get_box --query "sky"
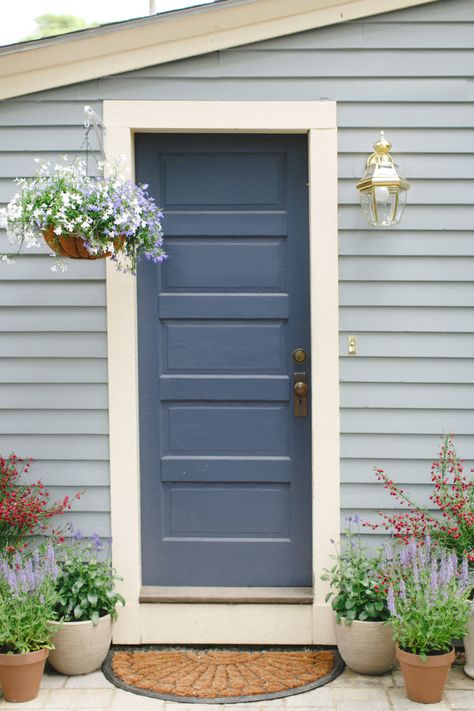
[0,0,215,46]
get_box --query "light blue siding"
[0,0,472,537]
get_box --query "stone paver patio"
[1,657,473,710]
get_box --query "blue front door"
[136,134,311,586]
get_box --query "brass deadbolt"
[292,348,307,363]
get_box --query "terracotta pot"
[396,645,455,704]
[48,614,112,675]
[463,601,474,678]
[0,648,48,702]
[333,615,395,675]
[43,226,125,260]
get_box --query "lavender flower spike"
[387,586,398,617]
[460,557,469,589]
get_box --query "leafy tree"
[24,14,98,41]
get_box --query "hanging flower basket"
[2,158,166,274]
[42,226,125,260]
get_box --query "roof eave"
[0,0,440,102]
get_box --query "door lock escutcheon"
[293,372,308,417]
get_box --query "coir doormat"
[103,646,343,704]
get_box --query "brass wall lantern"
[356,131,410,227]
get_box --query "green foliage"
[53,535,124,624]
[321,517,390,624]
[384,540,471,660]
[0,547,58,654]
[24,14,98,41]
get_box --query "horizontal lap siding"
[0,106,109,535]
[1,0,472,538]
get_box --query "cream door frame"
[104,100,340,644]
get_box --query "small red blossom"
[0,453,82,553]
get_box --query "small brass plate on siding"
[292,348,307,363]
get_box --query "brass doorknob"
[294,381,308,397]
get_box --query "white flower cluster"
[1,157,165,274]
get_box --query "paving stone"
[331,687,390,711]
[328,669,393,687]
[164,704,225,711]
[111,690,166,709]
[284,687,334,707]
[46,688,115,708]
[65,671,114,689]
[392,670,405,688]
[445,689,474,709]
[388,688,450,710]
[40,668,67,688]
[445,667,474,690]
[0,690,51,708]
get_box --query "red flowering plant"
[0,454,81,553]
[364,434,474,566]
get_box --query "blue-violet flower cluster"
[2,158,166,274]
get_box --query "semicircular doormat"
[103,646,343,704]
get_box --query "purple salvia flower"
[400,546,411,568]
[399,578,407,601]
[430,559,438,596]
[407,539,417,558]
[412,560,419,585]
[387,586,398,617]
[439,552,449,586]
[461,557,469,588]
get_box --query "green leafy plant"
[53,532,124,625]
[321,515,389,623]
[0,545,59,654]
[383,537,471,660]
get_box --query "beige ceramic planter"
[463,601,474,678]
[48,614,112,675]
[334,615,395,675]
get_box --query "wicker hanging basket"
[43,226,125,260]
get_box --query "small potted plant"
[2,158,166,274]
[49,531,124,675]
[321,515,394,675]
[0,545,59,702]
[384,537,471,704]
[365,434,474,677]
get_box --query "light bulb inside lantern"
[374,186,390,204]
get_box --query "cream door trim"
[104,100,340,644]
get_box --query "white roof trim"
[0,0,439,101]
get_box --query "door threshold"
[140,586,313,604]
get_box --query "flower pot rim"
[0,648,49,664]
[335,614,390,627]
[396,644,455,665]
[50,613,111,628]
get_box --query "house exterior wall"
[0,0,473,540]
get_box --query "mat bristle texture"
[111,649,336,699]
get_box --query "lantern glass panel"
[360,186,407,227]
